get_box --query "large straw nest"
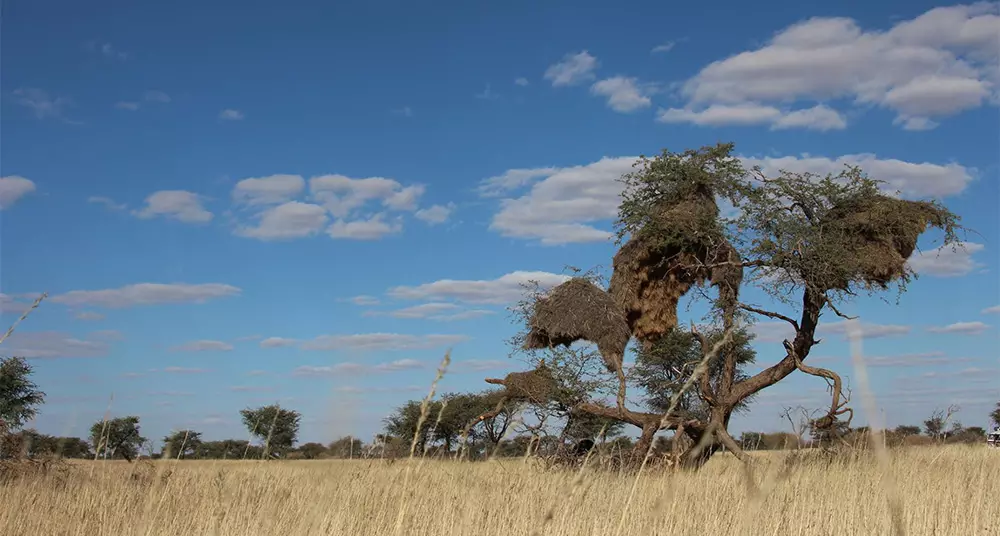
[609,185,742,346]
[814,195,952,290]
[523,277,630,374]
[485,362,560,405]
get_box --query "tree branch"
[738,304,800,331]
[824,299,858,320]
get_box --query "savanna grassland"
[2,445,997,536]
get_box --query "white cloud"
[926,321,990,335]
[309,174,424,217]
[115,101,140,111]
[12,88,74,121]
[232,175,306,206]
[3,331,111,359]
[751,320,911,342]
[863,351,961,367]
[388,270,570,305]
[651,42,676,53]
[414,203,455,225]
[230,385,274,392]
[259,337,298,348]
[982,305,1000,314]
[89,330,124,341]
[0,176,36,209]
[348,295,380,306]
[171,340,234,352]
[87,195,127,211]
[375,359,425,371]
[741,154,975,198]
[515,77,530,86]
[50,282,241,308]
[431,309,495,321]
[161,367,210,374]
[235,201,328,240]
[476,84,499,100]
[907,242,985,277]
[676,4,1000,129]
[73,311,106,321]
[143,90,171,103]
[590,77,654,113]
[92,41,128,60]
[327,213,401,240]
[384,302,460,319]
[0,293,36,315]
[133,190,213,223]
[657,103,847,131]
[544,51,599,87]
[391,106,414,117]
[300,333,469,351]
[452,359,509,372]
[482,151,975,244]
[292,363,368,377]
[219,109,244,120]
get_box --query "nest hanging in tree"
[484,361,560,405]
[812,195,955,290]
[523,277,631,374]
[609,184,743,347]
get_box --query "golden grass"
[2,446,997,536]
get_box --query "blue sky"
[1,0,997,446]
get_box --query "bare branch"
[738,303,800,331]
[824,299,858,320]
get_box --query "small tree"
[0,356,46,432]
[327,436,363,458]
[239,404,301,457]
[893,425,921,437]
[162,429,202,459]
[924,405,960,440]
[90,416,145,461]
[296,442,327,459]
[384,399,442,453]
[991,401,1000,428]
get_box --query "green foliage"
[0,429,90,459]
[0,356,46,431]
[89,416,146,461]
[630,326,757,418]
[562,410,625,442]
[384,399,440,453]
[893,425,921,437]
[196,439,261,459]
[327,436,363,458]
[992,401,1000,427]
[239,404,301,456]
[162,430,202,459]
[296,442,327,459]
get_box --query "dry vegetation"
[2,445,997,535]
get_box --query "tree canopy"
[90,416,146,461]
[0,355,46,432]
[240,404,301,457]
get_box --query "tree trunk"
[632,423,659,459]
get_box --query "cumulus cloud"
[133,190,213,223]
[480,151,975,244]
[171,340,234,352]
[907,242,986,277]
[2,331,112,359]
[751,320,911,342]
[50,282,241,308]
[657,103,847,131]
[544,51,599,87]
[926,321,990,335]
[414,203,455,225]
[87,195,127,211]
[219,109,244,120]
[299,333,468,351]
[232,175,306,206]
[0,176,37,209]
[675,4,1000,129]
[375,359,425,371]
[388,270,570,305]
[259,337,298,348]
[12,88,75,122]
[327,213,401,240]
[235,201,328,240]
[590,77,654,113]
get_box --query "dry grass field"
[2,445,997,536]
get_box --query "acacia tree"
[162,429,202,459]
[0,356,46,433]
[507,142,963,469]
[240,405,301,457]
[90,416,146,461]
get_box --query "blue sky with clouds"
[1,0,998,445]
